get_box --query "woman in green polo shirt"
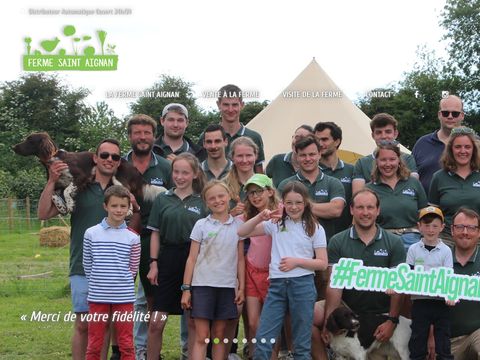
[366,141,428,249]
[429,127,480,246]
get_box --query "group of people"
[37,87,480,360]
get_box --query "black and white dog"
[326,306,411,360]
[13,132,163,215]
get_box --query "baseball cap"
[418,206,444,222]
[244,174,273,189]
[161,103,188,118]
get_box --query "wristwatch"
[148,257,158,264]
[180,284,191,291]
[386,316,399,324]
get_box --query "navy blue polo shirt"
[412,131,445,193]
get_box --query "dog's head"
[326,306,360,336]
[13,132,58,163]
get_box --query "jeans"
[133,282,148,355]
[401,232,421,251]
[254,274,316,360]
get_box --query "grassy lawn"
[0,230,183,359]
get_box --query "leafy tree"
[241,100,269,125]
[0,73,89,197]
[441,0,480,102]
[70,101,129,152]
[357,48,466,149]
[130,75,211,141]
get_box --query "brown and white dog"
[325,306,411,360]
[13,132,163,215]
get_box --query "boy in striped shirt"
[83,185,141,360]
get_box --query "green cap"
[244,174,273,189]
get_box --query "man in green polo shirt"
[315,121,353,234]
[277,135,345,241]
[201,124,232,181]
[154,103,205,162]
[450,208,480,359]
[198,84,265,173]
[125,114,172,360]
[352,113,418,195]
[266,124,313,187]
[311,189,406,359]
[38,139,127,360]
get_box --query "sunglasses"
[440,110,462,118]
[98,152,121,161]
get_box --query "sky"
[0,0,448,118]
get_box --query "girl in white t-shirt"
[238,180,328,359]
[181,180,245,360]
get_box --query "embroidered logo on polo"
[315,189,328,197]
[150,178,165,186]
[472,181,480,188]
[402,188,415,196]
[340,177,352,183]
[187,206,201,214]
[374,249,389,256]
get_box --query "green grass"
[0,231,183,359]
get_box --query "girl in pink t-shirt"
[242,174,281,357]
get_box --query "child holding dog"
[83,185,141,360]
[238,180,328,359]
[407,206,454,360]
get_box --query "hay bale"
[39,226,70,247]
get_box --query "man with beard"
[38,139,130,360]
[201,124,232,180]
[315,122,353,233]
[449,208,480,359]
[154,103,205,162]
[311,189,406,360]
[125,114,172,360]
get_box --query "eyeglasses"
[453,224,479,233]
[98,152,121,161]
[440,111,462,118]
[247,188,266,198]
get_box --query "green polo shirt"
[429,169,480,229]
[266,152,297,187]
[278,169,345,240]
[156,137,190,157]
[353,152,417,182]
[450,246,480,337]
[147,190,207,251]
[70,182,109,276]
[366,177,427,229]
[320,160,354,233]
[328,226,406,314]
[201,159,233,181]
[125,151,172,233]
[199,124,265,166]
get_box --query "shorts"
[70,275,89,313]
[152,244,190,314]
[191,286,238,320]
[245,258,269,302]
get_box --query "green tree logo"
[23,25,118,71]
